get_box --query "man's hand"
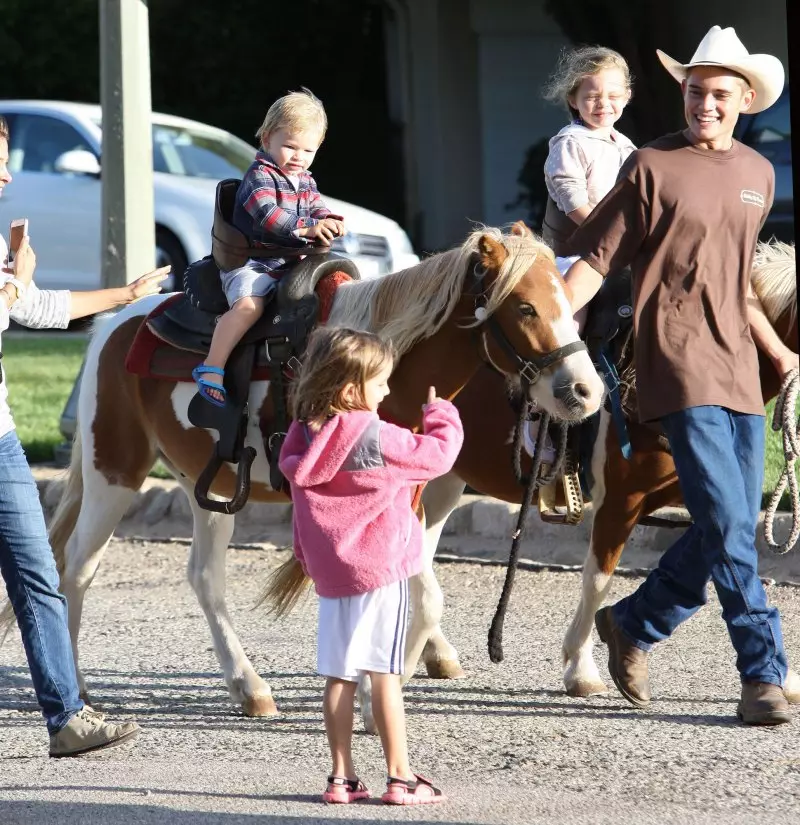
[772,347,800,380]
[124,266,171,303]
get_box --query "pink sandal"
[381,773,447,805]
[322,775,370,804]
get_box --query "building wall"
[388,0,789,251]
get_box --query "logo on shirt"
[740,189,765,208]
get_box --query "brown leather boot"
[594,606,651,707]
[737,682,792,726]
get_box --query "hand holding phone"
[8,218,28,264]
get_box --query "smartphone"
[8,218,28,264]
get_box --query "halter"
[468,260,588,664]
[468,263,588,391]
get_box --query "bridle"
[467,261,588,665]
[469,263,587,393]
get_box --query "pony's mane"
[328,225,555,355]
[751,239,796,328]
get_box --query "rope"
[763,368,800,555]
[488,400,568,663]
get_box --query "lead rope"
[763,368,800,555]
[488,399,568,663]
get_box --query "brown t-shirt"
[566,131,774,423]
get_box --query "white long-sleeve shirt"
[544,121,636,215]
[0,234,72,440]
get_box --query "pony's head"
[471,223,603,420]
[329,221,604,421]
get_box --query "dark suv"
[735,87,794,242]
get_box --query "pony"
[413,239,800,699]
[2,226,604,720]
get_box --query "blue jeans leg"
[614,406,787,686]
[0,431,84,733]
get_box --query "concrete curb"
[30,465,800,584]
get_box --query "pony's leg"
[60,467,143,704]
[562,501,642,697]
[415,472,468,680]
[181,479,277,717]
[357,471,466,735]
[562,412,647,697]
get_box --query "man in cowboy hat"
[563,25,798,725]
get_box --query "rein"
[763,368,800,554]
[468,265,580,663]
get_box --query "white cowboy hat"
[656,25,784,114]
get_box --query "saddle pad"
[124,270,354,382]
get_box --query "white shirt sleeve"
[544,136,591,215]
[0,233,72,329]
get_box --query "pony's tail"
[254,553,311,618]
[0,429,85,642]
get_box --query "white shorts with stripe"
[317,579,409,681]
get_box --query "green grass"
[3,335,87,463]
[2,333,796,509]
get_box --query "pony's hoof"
[425,659,466,680]
[242,694,279,717]
[565,678,609,698]
[784,669,800,704]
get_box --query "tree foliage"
[0,0,404,223]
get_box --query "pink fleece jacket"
[278,400,464,598]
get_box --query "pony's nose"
[573,382,592,401]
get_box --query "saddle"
[141,177,360,514]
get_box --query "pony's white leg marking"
[61,467,140,701]
[415,471,468,680]
[180,477,277,717]
[563,410,611,697]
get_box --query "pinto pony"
[417,239,800,698]
[2,226,603,720]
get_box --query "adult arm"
[67,267,169,320]
[564,258,606,314]
[746,282,799,378]
[562,156,648,314]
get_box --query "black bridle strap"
[485,315,588,384]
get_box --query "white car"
[0,100,420,292]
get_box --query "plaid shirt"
[231,150,340,250]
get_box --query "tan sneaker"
[49,708,140,757]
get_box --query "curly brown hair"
[0,116,9,141]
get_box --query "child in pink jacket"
[279,325,463,806]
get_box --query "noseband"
[469,264,587,390]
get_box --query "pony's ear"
[510,220,532,238]
[478,235,508,273]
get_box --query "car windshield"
[92,117,257,179]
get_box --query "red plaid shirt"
[231,150,340,249]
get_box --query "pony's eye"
[519,303,537,318]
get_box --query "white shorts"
[317,579,409,681]
[220,259,280,306]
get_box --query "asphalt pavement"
[2,537,800,824]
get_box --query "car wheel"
[155,228,188,292]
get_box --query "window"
[9,114,94,174]
[744,92,790,146]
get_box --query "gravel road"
[2,537,800,824]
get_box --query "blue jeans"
[614,406,788,686]
[0,430,84,733]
